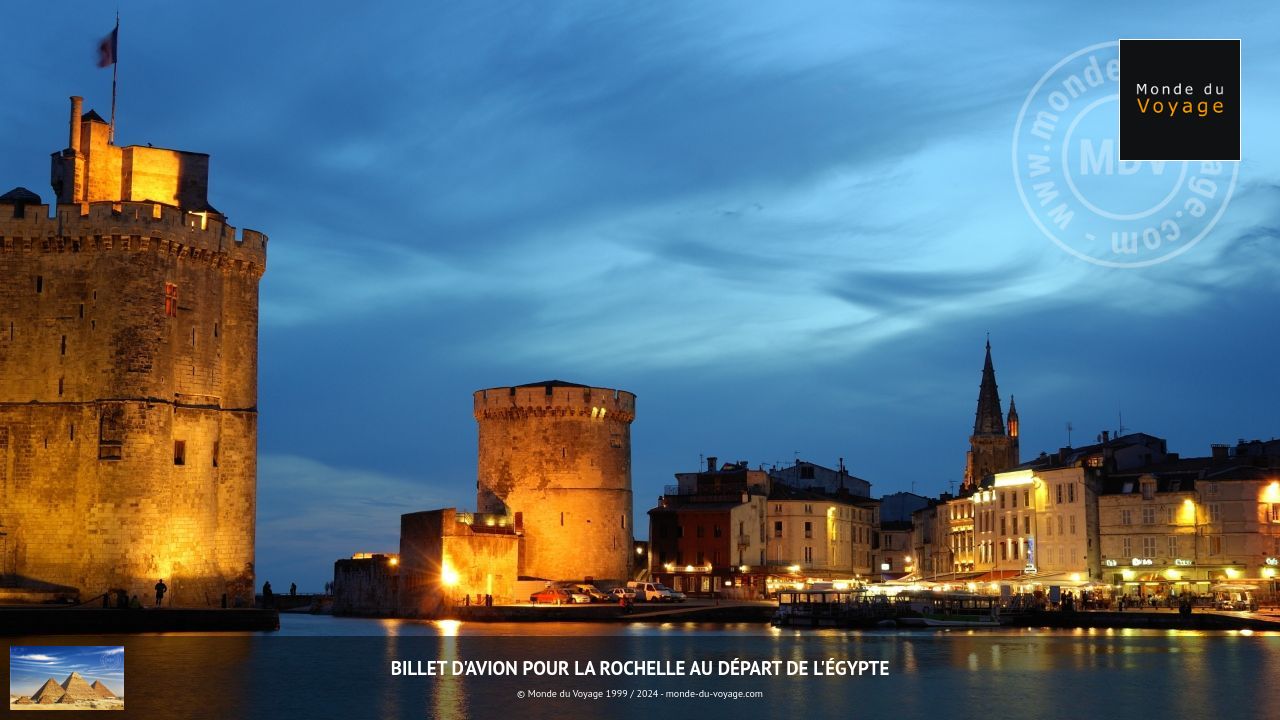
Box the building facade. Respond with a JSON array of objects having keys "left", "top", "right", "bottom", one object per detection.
[{"left": 0, "top": 97, "right": 265, "bottom": 606}]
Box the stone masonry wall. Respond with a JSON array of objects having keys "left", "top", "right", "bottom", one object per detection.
[{"left": 0, "top": 200, "right": 264, "bottom": 606}]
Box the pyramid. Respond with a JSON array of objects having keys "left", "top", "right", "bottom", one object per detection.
[
  {"left": 90, "top": 680, "right": 117, "bottom": 699},
  {"left": 59, "top": 671, "right": 100, "bottom": 702},
  {"left": 31, "top": 678, "right": 65, "bottom": 704},
  {"left": 14, "top": 696, "right": 34, "bottom": 704}
]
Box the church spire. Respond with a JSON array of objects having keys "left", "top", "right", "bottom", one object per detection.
[{"left": 973, "top": 338, "right": 1005, "bottom": 436}]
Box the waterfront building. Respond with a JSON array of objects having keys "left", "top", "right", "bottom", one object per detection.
[
  {"left": 765, "top": 484, "right": 876, "bottom": 578},
  {"left": 398, "top": 509, "right": 520, "bottom": 617},
  {"left": 648, "top": 459, "right": 768, "bottom": 597},
  {"left": 873, "top": 520, "right": 914, "bottom": 581},
  {"left": 911, "top": 497, "right": 956, "bottom": 580},
  {"left": 769, "top": 459, "right": 872, "bottom": 498},
  {"left": 1098, "top": 442, "right": 1280, "bottom": 600},
  {"left": 0, "top": 97, "right": 265, "bottom": 606}
]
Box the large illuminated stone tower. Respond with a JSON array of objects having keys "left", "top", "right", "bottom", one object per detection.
[
  {"left": 0, "top": 97, "right": 266, "bottom": 606},
  {"left": 474, "top": 381, "right": 635, "bottom": 582}
]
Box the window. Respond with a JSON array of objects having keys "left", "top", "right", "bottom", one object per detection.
[
  {"left": 1271, "top": 505, "right": 1280, "bottom": 523},
  {"left": 1070, "top": 516, "right": 1077, "bottom": 535},
  {"left": 774, "top": 521, "right": 783, "bottom": 538},
  {"left": 1023, "top": 516, "right": 1030, "bottom": 534},
  {"left": 1057, "top": 485, "right": 1063, "bottom": 504},
  {"left": 713, "top": 524, "right": 721, "bottom": 538},
  {"left": 98, "top": 405, "right": 124, "bottom": 460},
  {"left": 1024, "top": 489, "right": 1030, "bottom": 507},
  {"left": 1000, "top": 493, "right": 1005, "bottom": 509},
  {"left": 803, "top": 546, "right": 813, "bottom": 562},
  {"left": 1122, "top": 537, "right": 1132, "bottom": 557},
  {"left": 60, "top": 335, "right": 66, "bottom": 355},
  {"left": 1121, "top": 509, "right": 1132, "bottom": 525},
  {"left": 1208, "top": 504, "right": 1221, "bottom": 523},
  {"left": 673, "top": 576, "right": 683, "bottom": 592},
  {"left": 1013, "top": 541, "right": 1020, "bottom": 559},
  {"left": 1168, "top": 535, "right": 1178, "bottom": 558},
  {"left": 1000, "top": 518, "right": 1006, "bottom": 535},
  {"left": 1058, "top": 516, "right": 1064, "bottom": 535},
  {"left": 1141, "top": 481, "right": 1154, "bottom": 501},
  {"left": 1001, "top": 543, "right": 1007, "bottom": 560},
  {"left": 1046, "top": 517, "right": 1053, "bottom": 537},
  {"left": 1012, "top": 492, "right": 1018, "bottom": 508},
  {"left": 173, "top": 440, "right": 186, "bottom": 466},
  {"left": 165, "top": 283, "right": 179, "bottom": 317},
  {"left": 1209, "top": 535, "right": 1222, "bottom": 556},
  {"left": 1142, "top": 507, "right": 1155, "bottom": 525},
  {"left": 804, "top": 504, "right": 812, "bottom": 514},
  {"left": 804, "top": 521, "right": 812, "bottom": 539},
  {"left": 696, "top": 525, "right": 704, "bottom": 538},
  {"left": 1142, "top": 537, "right": 1156, "bottom": 557},
  {"left": 36, "top": 276, "right": 43, "bottom": 293},
  {"left": 1068, "top": 484, "right": 1076, "bottom": 503}
]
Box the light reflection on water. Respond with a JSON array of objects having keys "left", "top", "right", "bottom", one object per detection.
[{"left": 14, "top": 616, "right": 1278, "bottom": 719}]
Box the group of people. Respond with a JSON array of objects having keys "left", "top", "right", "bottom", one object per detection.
[{"left": 463, "top": 594, "right": 494, "bottom": 607}]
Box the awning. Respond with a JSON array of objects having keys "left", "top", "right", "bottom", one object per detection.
[
  {"left": 1013, "top": 571, "right": 1092, "bottom": 586},
  {"left": 972, "top": 570, "right": 1021, "bottom": 582}
]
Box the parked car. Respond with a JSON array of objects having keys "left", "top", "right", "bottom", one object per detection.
[
  {"left": 530, "top": 587, "right": 573, "bottom": 605},
  {"left": 654, "top": 583, "right": 686, "bottom": 602},
  {"left": 572, "top": 584, "right": 611, "bottom": 603},
  {"left": 610, "top": 587, "right": 638, "bottom": 602},
  {"left": 563, "top": 588, "right": 593, "bottom": 604}
]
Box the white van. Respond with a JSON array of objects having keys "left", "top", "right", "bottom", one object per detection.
[{"left": 626, "top": 581, "right": 672, "bottom": 602}]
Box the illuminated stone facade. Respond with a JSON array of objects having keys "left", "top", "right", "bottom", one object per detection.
[
  {"left": 475, "top": 381, "right": 635, "bottom": 582},
  {"left": 0, "top": 97, "right": 265, "bottom": 606}
]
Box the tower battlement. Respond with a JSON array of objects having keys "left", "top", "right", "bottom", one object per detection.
[
  {"left": 0, "top": 200, "right": 266, "bottom": 276},
  {"left": 473, "top": 382, "right": 636, "bottom": 423}
]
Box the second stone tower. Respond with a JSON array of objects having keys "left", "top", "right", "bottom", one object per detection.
[{"left": 474, "top": 381, "right": 635, "bottom": 582}]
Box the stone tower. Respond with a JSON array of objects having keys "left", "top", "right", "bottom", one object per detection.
[
  {"left": 474, "top": 381, "right": 635, "bottom": 582},
  {"left": 962, "top": 339, "right": 1019, "bottom": 494},
  {"left": 0, "top": 97, "right": 266, "bottom": 606}
]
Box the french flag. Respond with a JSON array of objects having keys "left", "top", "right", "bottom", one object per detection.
[{"left": 96, "top": 25, "right": 117, "bottom": 68}]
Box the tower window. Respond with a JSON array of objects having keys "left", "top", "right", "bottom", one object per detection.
[
  {"left": 35, "top": 276, "right": 43, "bottom": 293},
  {"left": 173, "top": 440, "right": 186, "bottom": 466},
  {"left": 60, "top": 335, "right": 66, "bottom": 355},
  {"left": 212, "top": 441, "right": 220, "bottom": 468},
  {"left": 98, "top": 406, "right": 124, "bottom": 460},
  {"left": 164, "top": 283, "right": 179, "bottom": 317},
  {"left": 214, "top": 322, "right": 219, "bottom": 338},
  {"left": 58, "top": 377, "right": 64, "bottom": 396}
]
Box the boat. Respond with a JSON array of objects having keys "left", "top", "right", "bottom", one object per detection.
[{"left": 772, "top": 587, "right": 1000, "bottom": 629}]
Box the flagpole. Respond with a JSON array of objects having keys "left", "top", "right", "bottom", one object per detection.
[{"left": 109, "top": 13, "right": 118, "bottom": 143}]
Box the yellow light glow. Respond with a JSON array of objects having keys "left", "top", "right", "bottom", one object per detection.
[
  {"left": 967, "top": 582, "right": 978, "bottom": 592},
  {"left": 441, "top": 566, "right": 460, "bottom": 587},
  {"left": 1070, "top": 573, "right": 1081, "bottom": 583},
  {"left": 1262, "top": 568, "right": 1277, "bottom": 579},
  {"left": 738, "top": 565, "right": 749, "bottom": 573},
  {"left": 993, "top": 469, "right": 1036, "bottom": 487},
  {"left": 1164, "top": 569, "right": 1181, "bottom": 581},
  {"left": 1121, "top": 569, "right": 1135, "bottom": 581},
  {"left": 664, "top": 563, "right": 675, "bottom": 572},
  {"left": 833, "top": 582, "right": 849, "bottom": 591},
  {"left": 388, "top": 557, "right": 399, "bottom": 566},
  {"left": 685, "top": 565, "right": 694, "bottom": 572},
  {"left": 436, "top": 619, "right": 461, "bottom": 636},
  {"left": 788, "top": 565, "right": 801, "bottom": 573},
  {"left": 1177, "top": 499, "right": 1197, "bottom": 525},
  {"left": 1225, "top": 568, "right": 1239, "bottom": 579},
  {"left": 1262, "top": 481, "right": 1280, "bottom": 504},
  {"left": 636, "top": 547, "right": 645, "bottom": 555},
  {"left": 904, "top": 556, "right": 913, "bottom": 564}
]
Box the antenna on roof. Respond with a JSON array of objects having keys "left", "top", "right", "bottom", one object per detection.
[
  {"left": 1117, "top": 407, "right": 1126, "bottom": 437},
  {"left": 1066, "top": 421, "right": 1073, "bottom": 447}
]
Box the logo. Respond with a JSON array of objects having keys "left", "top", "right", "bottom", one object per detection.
[{"left": 1013, "top": 41, "right": 1237, "bottom": 267}]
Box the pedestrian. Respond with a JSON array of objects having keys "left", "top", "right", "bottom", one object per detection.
[
  {"left": 263, "top": 581, "right": 274, "bottom": 608},
  {"left": 464, "top": 594, "right": 471, "bottom": 607},
  {"left": 290, "top": 582, "right": 297, "bottom": 597},
  {"left": 485, "top": 594, "right": 492, "bottom": 607},
  {"left": 154, "top": 579, "right": 168, "bottom": 607}
]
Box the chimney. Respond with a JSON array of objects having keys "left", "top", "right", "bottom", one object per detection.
[
  {"left": 69, "top": 96, "right": 82, "bottom": 154},
  {"left": 707, "top": 456, "right": 717, "bottom": 473},
  {"left": 1211, "top": 445, "right": 1229, "bottom": 460},
  {"left": 1101, "top": 430, "right": 1110, "bottom": 443}
]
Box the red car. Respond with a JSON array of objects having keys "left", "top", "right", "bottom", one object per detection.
[{"left": 530, "top": 587, "right": 573, "bottom": 605}]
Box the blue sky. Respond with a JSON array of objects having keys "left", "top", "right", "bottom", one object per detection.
[
  {"left": 8, "top": 646, "right": 124, "bottom": 697},
  {"left": 2, "top": 2, "right": 1278, "bottom": 590}
]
